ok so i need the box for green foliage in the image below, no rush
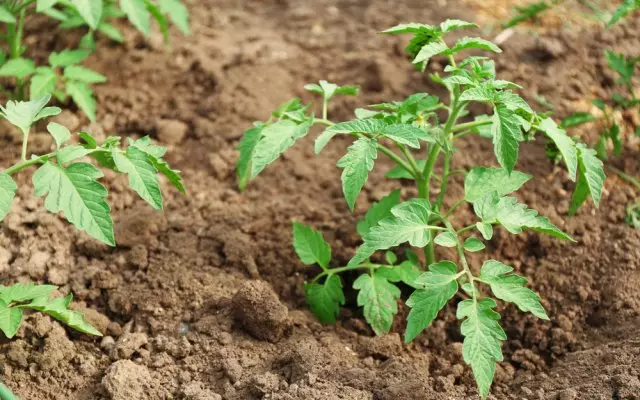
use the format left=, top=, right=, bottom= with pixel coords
left=609, top=0, right=640, bottom=26
left=236, top=21, right=603, bottom=399
left=503, top=1, right=551, bottom=28
left=0, top=283, right=101, bottom=338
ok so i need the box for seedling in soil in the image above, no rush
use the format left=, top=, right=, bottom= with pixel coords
left=0, top=94, right=184, bottom=336
left=0, top=0, right=189, bottom=119
left=236, top=21, right=605, bottom=398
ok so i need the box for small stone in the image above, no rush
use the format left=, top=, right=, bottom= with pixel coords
left=111, top=332, right=149, bottom=360
left=0, top=246, right=13, bottom=274
left=156, top=119, right=188, bottom=145
left=128, top=245, right=148, bottom=268
left=231, top=280, right=291, bottom=343
left=180, top=381, right=222, bottom=400
left=222, top=358, right=243, bottom=383
left=102, top=360, right=152, bottom=400
left=557, top=388, right=578, bottom=400
left=27, top=251, right=50, bottom=278
left=101, top=336, right=116, bottom=351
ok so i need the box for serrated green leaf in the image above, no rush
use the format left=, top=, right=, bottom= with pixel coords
left=539, top=118, right=578, bottom=181
left=384, top=251, right=397, bottom=265
left=480, top=260, right=548, bottom=319
left=0, top=300, right=22, bottom=338
left=337, top=137, right=377, bottom=211
left=37, top=0, right=59, bottom=12
left=405, top=260, right=458, bottom=342
left=47, top=122, right=71, bottom=147
left=20, top=295, right=101, bottom=335
left=376, top=260, right=422, bottom=289
left=353, top=272, right=401, bottom=335
left=0, top=95, right=51, bottom=135
left=64, top=65, right=107, bottom=83
left=120, top=0, right=150, bottom=35
left=0, top=58, right=36, bottom=79
left=30, top=68, right=57, bottom=100
left=381, top=23, right=437, bottom=35
left=569, top=143, right=605, bottom=215
left=236, top=125, right=262, bottom=190
left=48, top=50, right=90, bottom=68
left=357, top=189, right=401, bottom=237
left=56, top=145, right=92, bottom=164
left=293, top=222, right=331, bottom=269
left=434, top=231, right=457, bottom=247
left=33, top=162, right=114, bottom=245
left=457, top=298, right=506, bottom=399
left=0, top=6, right=15, bottom=23
left=150, top=157, right=185, bottom=193
left=0, top=283, right=57, bottom=303
left=497, top=91, right=533, bottom=115
left=381, top=124, right=428, bottom=148
left=460, top=84, right=495, bottom=103
left=560, top=112, right=596, bottom=128
left=464, top=167, right=531, bottom=202
left=606, top=50, right=636, bottom=86
left=158, top=0, right=190, bottom=35
left=504, top=1, right=550, bottom=28
left=442, top=75, right=474, bottom=86
left=35, top=106, right=61, bottom=122
left=451, top=37, right=501, bottom=54
left=129, top=136, right=167, bottom=158
left=477, top=195, right=573, bottom=241
left=70, top=0, right=102, bottom=29
left=146, top=0, right=169, bottom=42
left=413, top=41, right=448, bottom=65
left=66, top=81, right=96, bottom=121
left=492, top=105, right=522, bottom=173
left=98, top=22, right=125, bottom=42
left=440, top=19, right=478, bottom=32
left=609, top=0, right=640, bottom=26
left=315, top=119, right=385, bottom=154
left=251, top=119, right=311, bottom=179
left=304, top=275, right=344, bottom=324
left=476, top=222, right=493, bottom=240
left=113, top=146, right=162, bottom=210
left=350, top=199, right=434, bottom=266
left=0, top=174, right=17, bottom=222
left=464, top=237, right=485, bottom=252
left=385, top=160, right=426, bottom=179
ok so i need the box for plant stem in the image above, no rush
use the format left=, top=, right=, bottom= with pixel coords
left=435, top=152, right=451, bottom=212
left=20, top=128, right=30, bottom=161
left=607, top=165, right=640, bottom=190
left=451, top=119, right=492, bottom=133
left=399, top=144, right=421, bottom=177
left=0, top=381, right=19, bottom=400
left=421, top=144, right=440, bottom=199
left=456, top=224, right=476, bottom=235
left=322, top=100, right=328, bottom=120
left=376, top=144, right=417, bottom=179
left=443, top=219, right=476, bottom=301
left=445, top=198, right=466, bottom=218
left=313, top=118, right=333, bottom=126
left=312, top=263, right=383, bottom=282
left=3, top=151, right=53, bottom=175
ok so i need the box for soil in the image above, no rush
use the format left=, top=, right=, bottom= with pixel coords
left=1, top=1, right=639, bottom=399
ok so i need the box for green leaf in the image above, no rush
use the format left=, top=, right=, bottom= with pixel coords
left=381, top=23, right=437, bottom=35
left=250, top=119, right=312, bottom=179
left=30, top=68, right=57, bottom=100
left=464, top=237, right=485, bottom=252
left=47, top=122, right=71, bottom=147
left=356, top=190, right=401, bottom=237
left=128, top=136, right=166, bottom=158
left=120, top=0, right=150, bottom=36
left=0, top=5, right=15, bottom=23
left=315, top=119, right=385, bottom=154
left=293, top=222, right=331, bottom=269
left=440, top=19, right=478, bottom=32
left=539, top=118, right=578, bottom=181
left=48, top=50, right=90, bottom=68
left=434, top=231, right=457, bottom=247
left=112, top=146, right=162, bottom=210
left=158, top=0, right=190, bottom=35
left=21, top=295, right=102, bottom=336
left=0, top=283, right=57, bottom=303
left=569, top=143, right=605, bottom=215
left=98, top=22, right=125, bottom=42
left=145, top=0, right=169, bottom=42
left=496, top=91, right=534, bottom=115
left=56, top=145, right=92, bottom=164
left=337, top=137, right=377, bottom=211
left=592, top=99, right=606, bottom=110
left=405, top=260, right=458, bottom=342
left=0, top=95, right=51, bottom=135
left=480, top=260, right=549, bottom=320
left=0, top=58, right=36, bottom=78
left=606, top=50, right=636, bottom=85
left=609, top=0, right=640, bottom=26
left=491, top=105, right=522, bottom=173
left=64, top=65, right=107, bottom=83
left=476, top=222, right=493, bottom=241
left=457, top=298, right=506, bottom=399
left=149, top=157, right=185, bottom=193
left=0, top=301, right=22, bottom=339
left=304, top=275, right=345, bottom=324
left=464, top=167, right=531, bottom=202
left=70, top=0, right=103, bottom=29
left=236, top=125, right=262, bottom=190
left=33, top=162, right=115, bottom=245
left=350, top=199, right=433, bottom=266
left=305, top=80, right=358, bottom=101
left=0, top=174, right=17, bottom=222
left=353, top=272, right=401, bottom=335
left=376, top=260, right=422, bottom=289
left=560, top=112, right=596, bottom=129
left=35, top=106, right=62, bottom=122
left=450, top=37, right=501, bottom=54
left=412, top=41, right=448, bottom=66
left=504, top=1, right=550, bottom=28
left=460, top=84, right=495, bottom=103
left=385, top=160, right=426, bottom=179
left=37, top=0, right=59, bottom=12
left=381, top=124, right=429, bottom=148
left=477, top=195, right=573, bottom=241
left=66, top=81, right=96, bottom=121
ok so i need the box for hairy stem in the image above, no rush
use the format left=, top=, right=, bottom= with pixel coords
left=443, top=219, right=476, bottom=301
left=435, top=152, right=451, bottom=212
left=0, top=381, right=18, bottom=400
left=451, top=119, right=492, bottom=133
left=377, top=144, right=417, bottom=179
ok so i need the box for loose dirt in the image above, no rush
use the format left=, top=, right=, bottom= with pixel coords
left=1, top=1, right=639, bottom=399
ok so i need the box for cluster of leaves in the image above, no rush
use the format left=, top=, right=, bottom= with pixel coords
left=0, top=95, right=184, bottom=246
left=503, top=1, right=554, bottom=28
left=0, top=283, right=101, bottom=338
left=236, top=21, right=605, bottom=398
left=0, top=0, right=189, bottom=120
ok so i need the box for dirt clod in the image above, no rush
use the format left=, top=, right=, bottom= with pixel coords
left=231, top=280, right=291, bottom=342
left=102, top=360, right=152, bottom=400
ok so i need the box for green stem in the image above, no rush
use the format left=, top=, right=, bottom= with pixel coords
left=0, top=381, right=19, bottom=400
left=451, top=119, right=492, bottom=133
left=399, top=144, right=421, bottom=177
left=456, top=224, right=476, bottom=235
left=20, top=128, right=29, bottom=161
left=3, top=151, right=53, bottom=175
left=377, top=144, right=417, bottom=179
left=443, top=219, right=476, bottom=301
left=435, top=152, right=451, bottom=212
left=313, top=118, right=334, bottom=126
left=322, top=100, right=328, bottom=120
left=312, top=263, right=383, bottom=282
left=420, top=144, right=441, bottom=198
left=607, top=165, right=640, bottom=190
left=445, top=198, right=466, bottom=219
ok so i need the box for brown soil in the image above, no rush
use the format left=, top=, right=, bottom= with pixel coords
left=1, top=1, right=639, bottom=399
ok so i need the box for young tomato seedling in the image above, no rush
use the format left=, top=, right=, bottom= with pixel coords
left=0, top=94, right=184, bottom=337
left=236, top=21, right=605, bottom=398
